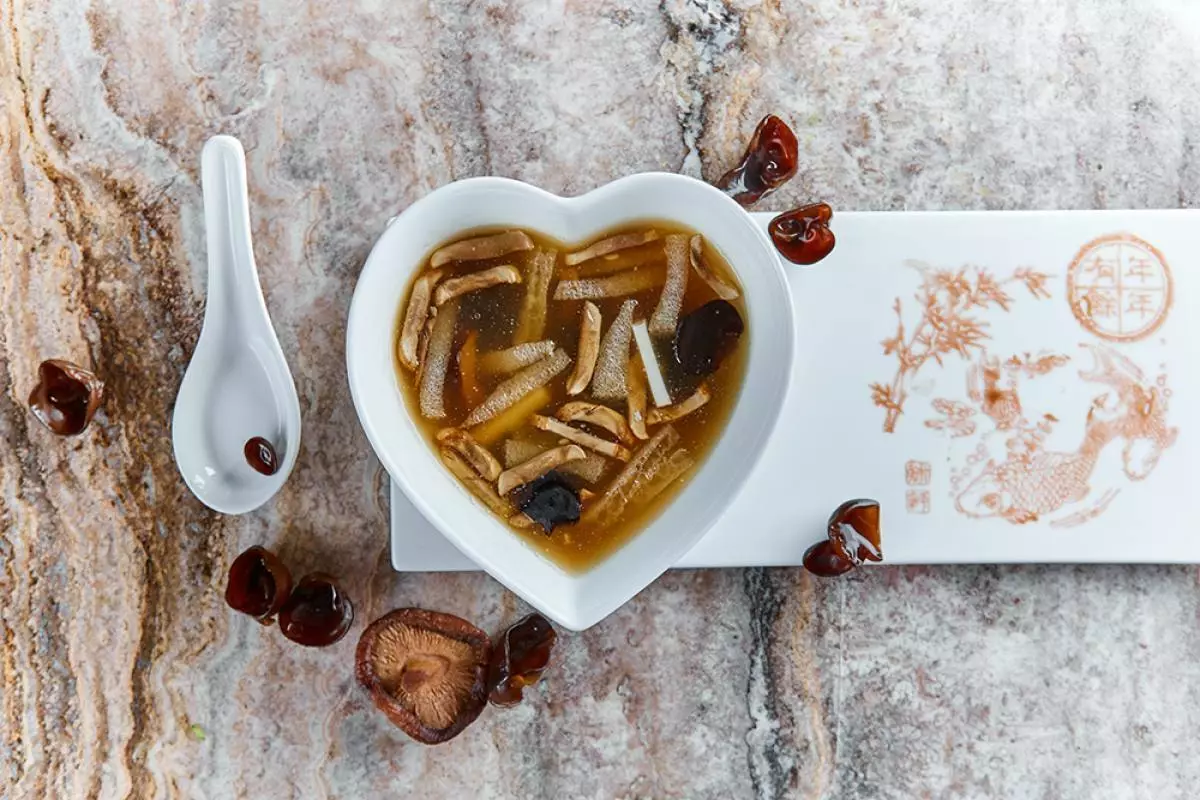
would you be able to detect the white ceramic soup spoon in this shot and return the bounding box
[171,135,301,514]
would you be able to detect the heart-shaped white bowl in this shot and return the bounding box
[347,174,794,630]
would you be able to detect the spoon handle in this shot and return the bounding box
[201,136,264,319]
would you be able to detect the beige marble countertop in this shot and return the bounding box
[3,1,1200,798]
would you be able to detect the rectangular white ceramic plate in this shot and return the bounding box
[391,209,1200,571]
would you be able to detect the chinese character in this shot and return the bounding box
[1124,256,1157,284]
[906,489,930,514]
[1125,291,1158,320]
[1080,287,1118,319]
[1080,254,1117,284]
[905,460,931,486]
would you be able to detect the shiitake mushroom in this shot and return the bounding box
[355,608,491,744]
[224,546,293,623]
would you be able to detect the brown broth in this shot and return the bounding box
[394,222,748,573]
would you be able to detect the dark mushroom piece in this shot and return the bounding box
[715,114,799,206]
[673,300,745,377]
[277,573,354,647]
[488,613,558,707]
[28,359,105,436]
[513,472,582,534]
[224,546,293,624]
[244,437,280,475]
[355,608,491,744]
[769,203,836,265]
[802,498,882,578]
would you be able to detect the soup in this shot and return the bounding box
[394,222,748,572]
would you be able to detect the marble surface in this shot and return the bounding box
[2,1,1200,797]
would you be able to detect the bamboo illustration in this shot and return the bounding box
[871,262,1051,433]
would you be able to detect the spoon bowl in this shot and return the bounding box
[172,136,301,514]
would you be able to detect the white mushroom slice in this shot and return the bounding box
[649,234,689,338]
[566,301,601,395]
[556,401,635,445]
[441,448,510,517]
[479,340,556,374]
[553,268,664,301]
[514,249,556,343]
[579,488,597,502]
[626,353,649,440]
[509,512,536,528]
[398,269,444,370]
[689,235,740,300]
[436,428,502,482]
[583,426,681,526]
[565,230,661,266]
[503,439,608,483]
[464,348,571,427]
[433,264,522,306]
[591,299,636,401]
[430,230,534,268]
[647,384,711,425]
[418,300,459,419]
[632,320,672,407]
[532,415,632,461]
[497,444,586,495]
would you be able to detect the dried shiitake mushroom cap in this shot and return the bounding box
[355,608,491,745]
[29,359,105,436]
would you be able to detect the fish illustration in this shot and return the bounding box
[956,345,1176,524]
[967,354,1022,430]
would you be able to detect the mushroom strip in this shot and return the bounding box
[649,234,689,337]
[689,235,739,300]
[503,440,608,483]
[436,428,502,481]
[441,448,510,517]
[415,313,436,374]
[464,348,571,427]
[591,299,635,401]
[497,444,586,495]
[583,425,681,526]
[565,230,660,266]
[566,302,601,395]
[647,384,711,425]
[398,269,444,370]
[626,353,649,440]
[514,249,556,343]
[553,268,664,301]
[555,401,635,445]
[433,265,522,306]
[430,230,534,268]
[531,415,631,461]
[419,300,459,419]
[479,340,556,374]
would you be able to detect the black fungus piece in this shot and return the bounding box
[514,472,581,534]
[673,300,745,376]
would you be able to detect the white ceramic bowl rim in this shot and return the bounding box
[346,174,794,630]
